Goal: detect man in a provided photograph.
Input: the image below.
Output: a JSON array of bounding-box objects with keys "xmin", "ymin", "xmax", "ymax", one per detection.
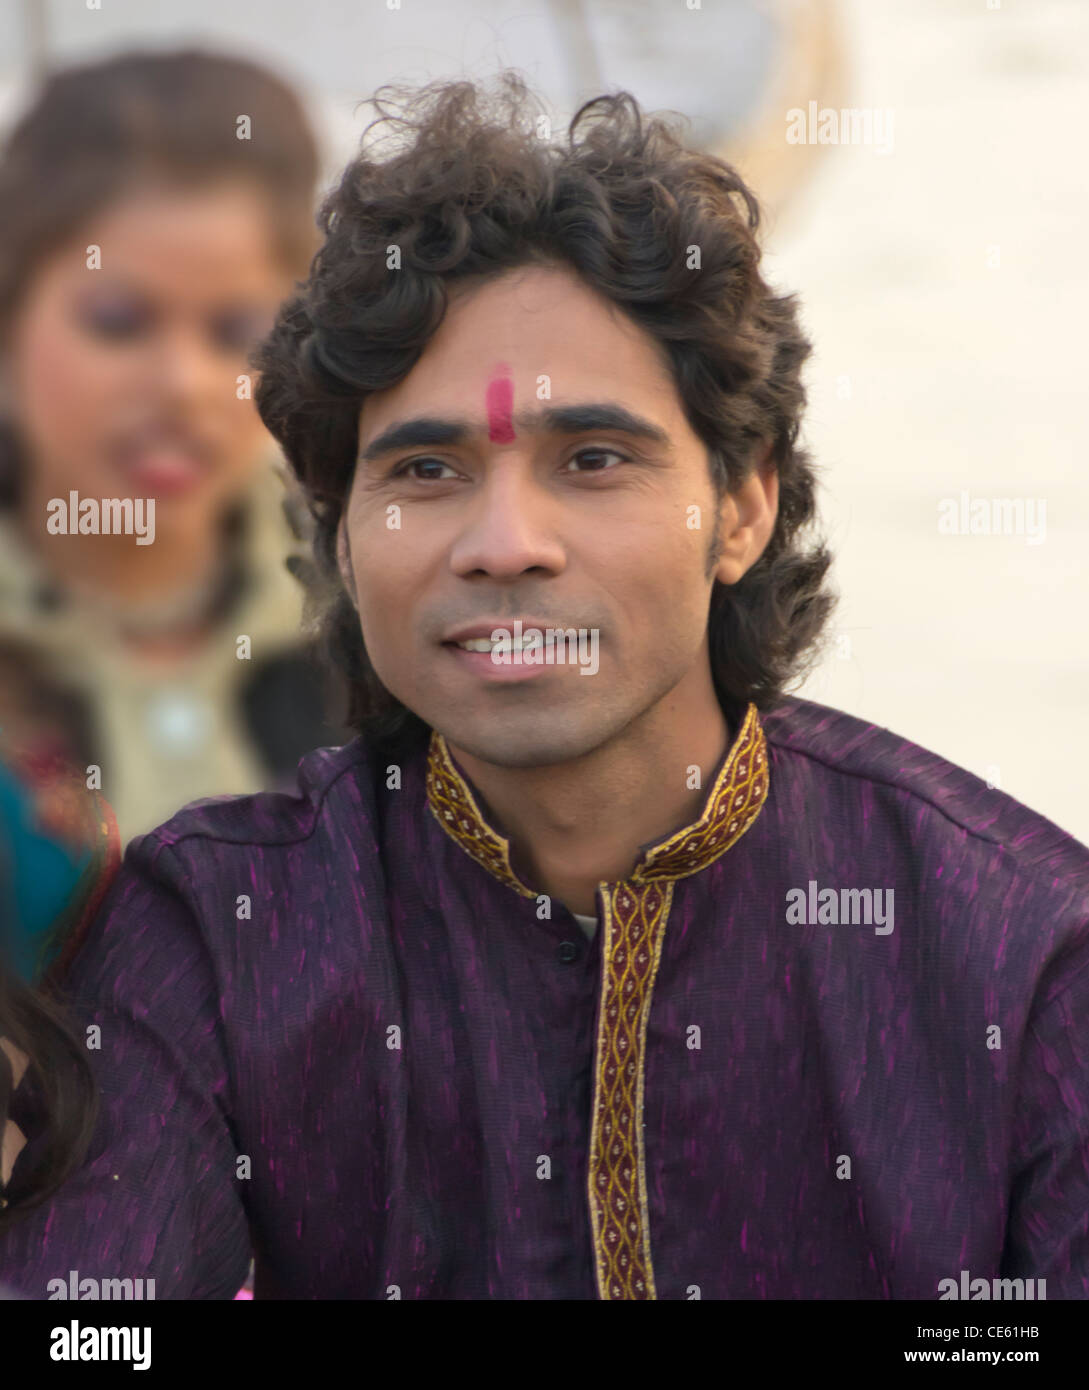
[{"xmin": 0, "ymin": 73, "xmax": 1086, "ymax": 1300}]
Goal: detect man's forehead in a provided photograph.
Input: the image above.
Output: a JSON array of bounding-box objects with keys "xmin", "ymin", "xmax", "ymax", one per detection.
[
  {"xmin": 357, "ymin": 400, "xmax": 675, "ymax": 462},
  {"xmin": 422, "ymin": 266, "xmax": 669, "ymax": 366}
]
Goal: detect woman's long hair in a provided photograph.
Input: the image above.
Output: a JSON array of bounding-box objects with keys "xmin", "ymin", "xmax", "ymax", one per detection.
[{"xmin": 0, "ymin": 969, "xmax": 98, "ymax": 1232}]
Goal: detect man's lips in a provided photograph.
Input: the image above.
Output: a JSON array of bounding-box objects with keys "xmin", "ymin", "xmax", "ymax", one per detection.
[
  {"xmin": 441, "ymin": 643, "xmax": 557, "ymax": 683},
  {"xmin": 440, "ymin": 619, "xmax": 595, "ymax": 683},
  {"xmin": 441, "ymin": 619, "xmax": 564, "ymax": 646}
]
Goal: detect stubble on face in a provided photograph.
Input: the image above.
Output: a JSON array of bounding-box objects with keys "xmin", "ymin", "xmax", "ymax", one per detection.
[{"xmin": 346, "ymin": 264, "xmax": 730, "ymax": 771}]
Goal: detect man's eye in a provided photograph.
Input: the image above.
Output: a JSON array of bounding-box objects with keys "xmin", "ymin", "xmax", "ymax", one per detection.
[
  {"xmin": 392, "ymin": 457, "xmax": 458, "ymax": 480},
  {"xmin": 565, "ymin": 448, "xmax": 627, "ymax": 472},
  {"xmin": 388, "ymin": 450, "xmax": 627, "ymax": 480}
]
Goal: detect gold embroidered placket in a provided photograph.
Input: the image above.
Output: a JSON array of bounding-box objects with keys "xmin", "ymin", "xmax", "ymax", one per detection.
[{"xmin": 425, "ymin": 703, "xmax": 769, "ymax": 1299}]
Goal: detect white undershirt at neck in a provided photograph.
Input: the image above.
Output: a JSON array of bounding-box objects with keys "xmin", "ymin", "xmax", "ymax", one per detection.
[{"xmin": 572, "ymin": 911, "xmax": 598, "ymax": 942}]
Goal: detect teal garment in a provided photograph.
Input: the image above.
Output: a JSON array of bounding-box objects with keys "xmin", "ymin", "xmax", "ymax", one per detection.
[{"xmin": 0, "ymin": 758, "xmax": 91, "ymax": 983}]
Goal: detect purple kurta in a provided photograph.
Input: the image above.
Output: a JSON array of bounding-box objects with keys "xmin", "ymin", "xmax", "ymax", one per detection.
[{"xmin": 1, "ymin": 694, "xmax": 1087, "ymax": 1299}]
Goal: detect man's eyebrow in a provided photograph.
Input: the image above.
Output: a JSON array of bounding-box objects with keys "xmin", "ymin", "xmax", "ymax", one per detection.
[
  {"xmin": 525, "ymin": 404, "xmax": 672, "ymax": 447},
  {"xmin": 357, "ymin": 403, "xmax": 672, "ymax": 462},
  {"xmin": 358, "ymin": 417, "xmax": 474, "ymax": 463}
]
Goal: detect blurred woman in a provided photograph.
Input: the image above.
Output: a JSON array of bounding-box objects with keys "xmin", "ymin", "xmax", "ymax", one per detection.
[
  {"xmin": 0, "ymin": 667, "xmax": 117, "ymax": 1259},
  {"xmin": 0, "ymin": 48, "xmax": 347, "ymax": 848},
  {"xmin": 0, "ymin": 748, "xmax": 115, "ymax": 1299}
]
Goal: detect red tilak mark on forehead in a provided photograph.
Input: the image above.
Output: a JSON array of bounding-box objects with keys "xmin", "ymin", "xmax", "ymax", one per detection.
[{"xmin": 485, "ymin": 368, "xmax": 515, "ymax": 444}]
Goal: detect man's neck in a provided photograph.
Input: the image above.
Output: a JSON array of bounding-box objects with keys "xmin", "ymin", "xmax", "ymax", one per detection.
[{"xmin": 444, "ymin": 680, "xmax": 732, "ymax": 918}]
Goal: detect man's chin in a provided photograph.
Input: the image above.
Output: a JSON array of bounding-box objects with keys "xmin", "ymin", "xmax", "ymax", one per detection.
[{"xmin": 432, "ymin": 710, "xmax": 615, "ymax": 771}]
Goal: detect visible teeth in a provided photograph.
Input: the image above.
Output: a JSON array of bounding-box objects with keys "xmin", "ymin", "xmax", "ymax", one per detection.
[{"xmin": 456, "ymin": 635, "xmax": 555, "ymax": 652}]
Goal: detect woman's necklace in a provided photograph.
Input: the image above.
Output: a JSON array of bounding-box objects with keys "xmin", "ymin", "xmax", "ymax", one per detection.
[{"xmin": 43, "ymin": 552, "xmax": 235, "ymax": 641}]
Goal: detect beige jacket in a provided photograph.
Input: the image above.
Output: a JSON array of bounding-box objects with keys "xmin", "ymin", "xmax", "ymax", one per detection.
[{"xmin": 0, "ymin": 461, "xmax": 318, "ymax": 843}]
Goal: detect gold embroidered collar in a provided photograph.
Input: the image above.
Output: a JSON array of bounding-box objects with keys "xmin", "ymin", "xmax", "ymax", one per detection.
[{"xmin": 425, "ymin": 701, "xmax": 769, "ymax": 895}]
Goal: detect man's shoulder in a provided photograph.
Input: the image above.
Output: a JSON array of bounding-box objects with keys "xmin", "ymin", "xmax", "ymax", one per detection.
[
  {"xmin": 134, "ymin": 736, "xmax": 397, "ymax": 860},
  {"xmin": 69, "ymin": 735, "xmax": 430, "ymax": 987},
  {"xmin": 761, "ymin": 695, "xmax": 1089, "ymax": 887}
]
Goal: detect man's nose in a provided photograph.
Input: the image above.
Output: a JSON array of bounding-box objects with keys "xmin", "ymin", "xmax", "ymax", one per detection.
[{"xmin": 447, "ymin": 464, "xmax": 567, "ymax": 580}]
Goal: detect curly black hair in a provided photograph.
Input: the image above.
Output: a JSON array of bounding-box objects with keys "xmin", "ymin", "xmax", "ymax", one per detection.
[{"xmin": 253, "ymin": 72, "xmax": 836, "ymax": 752}]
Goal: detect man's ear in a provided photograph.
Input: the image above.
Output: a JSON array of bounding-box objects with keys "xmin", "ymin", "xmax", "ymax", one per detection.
[
  {"xmin": 336, "ymin": 519, "xmax": 358, "ymax": 609},
  {"xmin": 712, "ymin": 440, "xmax": 780, "ymax": 587}
]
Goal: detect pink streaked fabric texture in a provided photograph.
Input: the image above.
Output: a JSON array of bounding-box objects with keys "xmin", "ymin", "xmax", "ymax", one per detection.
[{"xmin": 0, "ymin": 694, "xmax": 1086, "ymax": 1299}]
